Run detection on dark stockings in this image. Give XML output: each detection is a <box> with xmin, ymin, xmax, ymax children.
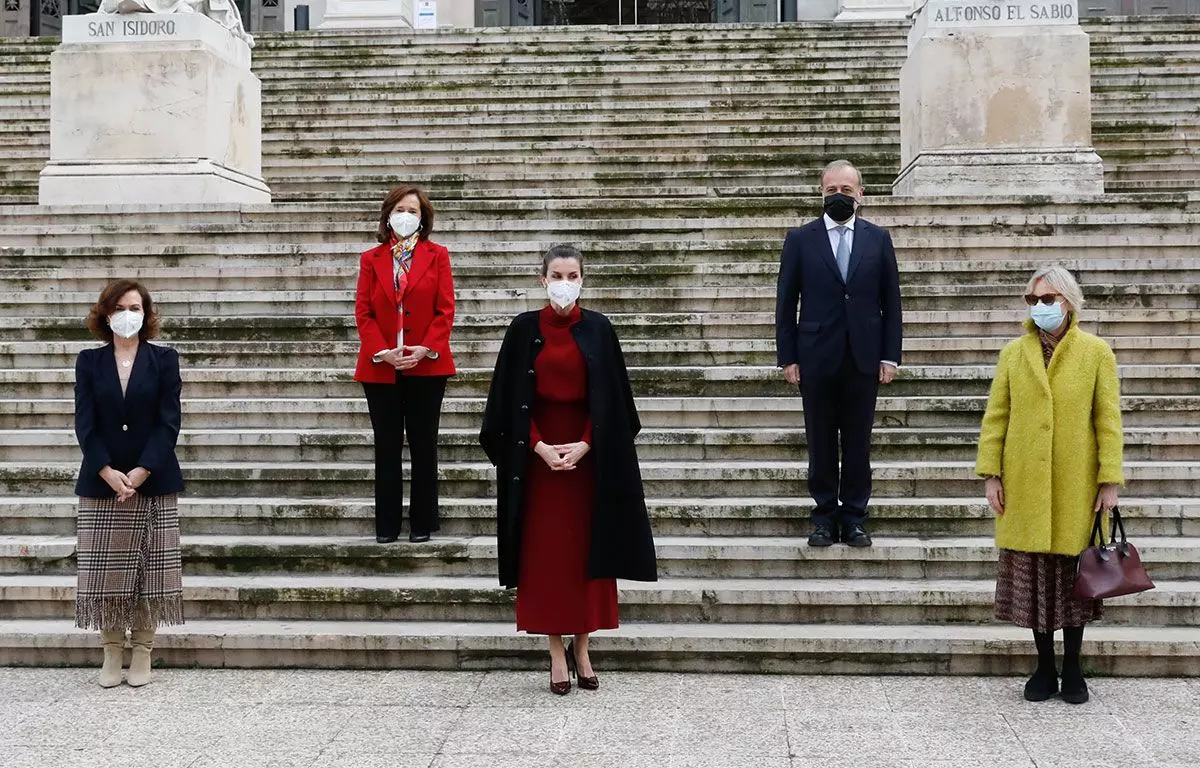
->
<box><xmin>1060</xmin><ymin>626</ymin><xmax>1088</xmax><ymax>703</ymax></box>
<box><xmin>1027</xmin><ymin>626</ymin><xmax>1088</xmax><ymax>704</ymax></box>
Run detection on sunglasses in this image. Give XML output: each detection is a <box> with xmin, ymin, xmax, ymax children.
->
<box><xmin>1024</xmin><ymin>293</ymin><xmax>1062</xmax><ymax>306</ymax></box>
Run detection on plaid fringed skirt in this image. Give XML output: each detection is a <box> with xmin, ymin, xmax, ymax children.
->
<box><xmin>76</xmin><ymin>493</ymin><xmax>184</xmax><ymax>631</ymax></box>
<box><xmin>994</xmin><ymin>549</ymin><xmax>1102</xmax><ymax>631</ymax></box>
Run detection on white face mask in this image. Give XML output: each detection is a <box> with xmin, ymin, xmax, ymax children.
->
<box><xmin>389</xmin><ymin>211</ymin><xmax>421</xmax><ymax>238</ymax></box>
<box><xmin>546</xmin><ymin>280</ymin><xmax>581</xmax><ymax>309</ymax></box>
<box><xmin>109</xmin><ymin>310</ymin><xmax>144</xmax><ymax>339</ymax></box>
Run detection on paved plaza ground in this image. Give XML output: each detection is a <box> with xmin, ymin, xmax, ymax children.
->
<box><xmin>1</xmin><ymin>667</ymin><xmax>1197</xmax><ymax>767</ymax></box>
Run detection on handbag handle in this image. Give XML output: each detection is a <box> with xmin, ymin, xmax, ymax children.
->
<box><xmin>1109</xmin><ymin>506</ymin><xmax>1135</xmax><ymax>557</ymax></box>
<box><xmin>1088</xmin><ymin>505</ymin><xmax>1128</xmax><ymax>561</ymax></box>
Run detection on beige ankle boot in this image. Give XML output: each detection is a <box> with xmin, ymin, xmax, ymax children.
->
<box><xmin>127</xmin><ymin>629</ymin><xmax>155</xmax><ymax>687</ymax></box>
<box><xmin>98</xmin><ymin>630</ymin><xmax>125</xmax><ymax>688</ymax></box>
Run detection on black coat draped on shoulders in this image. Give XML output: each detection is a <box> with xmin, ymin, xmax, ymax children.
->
<box><xmin>480</xmin><ymin>307</ymin><xmax>657</xmax><ymax>589</ymax></box>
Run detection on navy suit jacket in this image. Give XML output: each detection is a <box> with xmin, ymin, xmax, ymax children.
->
<box><xmin>775</xmin><ymin>216</ymin><xmax>903</xmax><ymax>375</ymax></box>
<box><xmin>74</xmin><ymin>343</ymin><xmax>184</xmax><ymax>498</ymax></box>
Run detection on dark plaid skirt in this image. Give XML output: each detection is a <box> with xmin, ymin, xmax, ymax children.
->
<box><xmin>994</xmin><ymin>549</ymin><xmax>1102</xmax><ymax>631</ymax></box>
<box><xmin>76</xmin><ymin>493</ymin><xmax>184</xmax><ymax>631</ymax></box>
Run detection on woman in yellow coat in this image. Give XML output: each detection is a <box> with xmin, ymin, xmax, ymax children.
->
<box><xmin>976</xmin><ymin>265</ymin><xmax>1124</xmax><ymax>706</ymax></box>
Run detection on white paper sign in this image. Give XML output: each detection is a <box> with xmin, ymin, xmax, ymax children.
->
<box><xmin>415</xmin><ymin>0</ymin><xmax>437</xmax><ymax>29</ymax></box>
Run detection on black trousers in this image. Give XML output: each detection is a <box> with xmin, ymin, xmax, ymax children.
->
<box><xmin>362</xmin><ymin>374</ymin><xmax>448</xmax><ymax>538</ymax></box>
<box><xmin>799</xmin><ymin>350</ymin><xmax>880</xmax><ymax>531</ymax></box>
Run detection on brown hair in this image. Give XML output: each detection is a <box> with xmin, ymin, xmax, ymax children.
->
<box><xmin>376</xmin><ymin>185</ymin><xmax>435</xmax><ymax>243</ymax></box>
<box><xmin>86</xmin><ymin>279</ymin><xmax>159</xmax><ymax>343</ymax></box>
<box><xmin>541</xmin><ymin>244</ymin><xmax>584</xmax><ymax>277</ymax></box>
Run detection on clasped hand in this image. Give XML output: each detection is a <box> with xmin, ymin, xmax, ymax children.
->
<box><xmin>101</xmin><ymin>465</ymin><xmax>150</xmax><ymax>503</ymax></box>
<box><xmin>380</xmin><ymin>346</ymin><xmax>430</xmax><ymax>371</ymax></box>
<box><xmin>535</xmin><ymin>441</ymin><xmax>590</xmax><ymax>471</ymax></box>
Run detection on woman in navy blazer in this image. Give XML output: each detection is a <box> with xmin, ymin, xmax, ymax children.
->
<box><xmin>74</xmin><ymin>279</ymin><xmax>184</xmax><ymax>689</ymax></box>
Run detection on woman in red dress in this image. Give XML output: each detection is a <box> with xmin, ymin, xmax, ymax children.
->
<box><xmin>481</xmin><ymin>244</ymin><xmax>657</xmax><ymax>696</ymax></box>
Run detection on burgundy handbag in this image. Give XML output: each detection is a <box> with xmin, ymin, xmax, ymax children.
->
<box><xmin>1073</xmin><ymin>507</ymin><xmax>1155</xmax><ymax>600</ymax></box>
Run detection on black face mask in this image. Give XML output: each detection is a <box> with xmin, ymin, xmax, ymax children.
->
<box><xmin>823</xmin><ymin>193</ymin><xmax>857</xmax><ymax>223</ymax></box>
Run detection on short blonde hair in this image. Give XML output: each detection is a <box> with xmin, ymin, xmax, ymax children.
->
<box><xmin>1026</xmin><ymin>265</ymin><xmax>1085</xmax><ymax>311</ymax></box>
<box><xmin>819</xmin><ymin>159</ymin><xmax>863</xmax><ymax>190</ymax></box>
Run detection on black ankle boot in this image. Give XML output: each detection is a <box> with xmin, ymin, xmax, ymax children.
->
<box><xmin>1060</xmin><ymin>662</ymin><xmax>1088</xmax><ymax>704</ymax></box>
<box><xmin>1024</xmin><ymin>666</ymin><xmax>1059</xmax><ymax>701</ymax></box>
<box><xmin>1061</xmin><ymin>626</ymin><xmax>1088</xmax><ymax>704</ymax></box>
<box><xmin>1024</xmin><ymin>630</ymin><xmax>1059</xmax><ymax>702</ymax></box>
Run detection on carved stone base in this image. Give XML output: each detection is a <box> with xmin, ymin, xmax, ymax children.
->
<box><xmin>39</xmin><ymin>159</ymin><xmax>272</xmax><ymax>204</ymax></box>
<box><xmin>319</xmin><ymin>0</ymin><xmax>412</xmax><ymax>29</ymax></box>
<box><xmin>834</xmin><ymin>0</ymin><xmax>913</xmax><ymax>21</ymax></box>
<box><xmin>38</xmin><ymin>14</ymin><xmax>270</xmax><ymax>206</ymax></box>
<box><xmin>892</xmin><ymin>149</ymin><xmax>1106</xmax><ymax>196</ymax></box>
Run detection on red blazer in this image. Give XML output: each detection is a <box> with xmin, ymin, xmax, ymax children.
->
<box><xmin>354</xmin><ymin>239</ymin><xmax>457</xmax><ymax>382</ymax></box>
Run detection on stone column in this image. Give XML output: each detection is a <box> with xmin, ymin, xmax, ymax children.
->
<box><xmin>38</xmin><ymin>13</ymin><xmax>271</xmax><ymax>205</ymax></box>
<box><xmin>892</xmin><ymin>0</ymin><xmax>1105</xmax><ymax>196</ymax></box>
<box><xmin>319</xmin><ymin>0</ymin><xmax>412</xmax><ymax>28</ymax></box>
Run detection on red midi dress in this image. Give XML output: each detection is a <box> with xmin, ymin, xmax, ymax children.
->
<box><xmin>515</xmin><ymin>304</ymin><xmax>619</xmax><ymax>634</ymax></box>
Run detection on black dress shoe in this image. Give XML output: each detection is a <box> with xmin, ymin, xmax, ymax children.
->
<box><xmin>408</xmin><ymin>533</ymin><xmax>431</xmax><ymax>543</ymax></box>
<box><xmin>843</xmin><ymin>525</ymin><xmax>873</xmax><ymax>548</ymax></box>
<box><xmin>376</xmin><ymin>535</ymin><xmax>399</xmax><ymax>544</ymax></box>
<box><xmin>807</xmin><ymin>526</ymin><xmax>836</xmax><ymax>547</ymax></box>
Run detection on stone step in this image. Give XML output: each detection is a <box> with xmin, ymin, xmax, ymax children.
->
<box><xmin>8</xmin><ymin>228</ymin><xmax>1200</xmax><ymax>258</ymax></box>
<box><xmin>4</xmin><ymin>394</ymin><xmax>1195</xmax><ymax>430</ymax></box>
<box><xmin>5</xmin><ymin>534</ymin><xmax>1199</xmax><ymax>580</ymax></box>
<box><xmin>3</xmin><ymin>362</ymin><xmax>1196</xmax><ymax>400</ymax></box>
<box><xmin>3</xmin><ymin>305</ymin><xmax>1197</xmax><ymax>337</ymax></box>
<box><xmin>4</xmin><ymin>424</ymin><xmax>1197</xmax><ymax>465</ymax></box>
<box><xmin>4</xmin><ymin>283</ymin><xmax>1196</xmax><ymax>318</ymax></box>
<box><xmin>3</xmin><ymin>495</ymin><xmax>1196</xmax><ymax>538</ymax></box>
<box><xmin>2</xmin><ymin>192</ymin><xmax>1197</xmax><ymax>222</ymax></box>
<box><xmin>1</xmin><ymin>256</ymin><xmax>1193</xmax><ymax>285</ymax></box>
<box><xmin>0</xmin><ymin>199</ymin><xmax>1195</xmax><ymax>235</ymax></box>
<box><xmin>2</xmin><ymin>573</ymin><xmax>1195</xmax><ymax>626</ymax></box>
<box><xmin>4</xmin><ymin>334</ymin><xmax>1197</xmax><ymax>369</ymax></box>
<box><xmin>1</xmin><ymin>617</ymin><xmax>1193</xmax><ymax>674</ymax></box>
<box><xmin>1</xmin><ymin>460</ymin><xmax>1196</xmax><ymax>499</ymax></box>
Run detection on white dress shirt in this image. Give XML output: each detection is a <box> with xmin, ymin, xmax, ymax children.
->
<box><xmin>822</xmin><ymin>213</ymin><xmax>898</xmax><ymax>370</ymax></box>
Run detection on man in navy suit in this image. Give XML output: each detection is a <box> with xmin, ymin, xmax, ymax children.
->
<box><xmin>775</xmin><ymin>160</ymin><xmax>903</xmax><ymax>548</ymax></box>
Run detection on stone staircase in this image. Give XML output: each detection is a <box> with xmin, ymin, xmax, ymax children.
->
<box><xmin>0</xmin><ymin>22</ymin><xmax>1198</xmax><ymax>675</ymax></box>
<box><xmin>1</xmin><ymin>17</ymin><xmax>1199</xmax><ymax>205</ymax></box>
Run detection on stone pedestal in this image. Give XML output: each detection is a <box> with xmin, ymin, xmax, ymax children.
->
<box><xmin>38</xmin><ymin>14</ymin><xmax>271</xmax><ymax>206</ymax></box>
<box><xmin>319</xmin><ymin>0</ymin><xmax>412</xmax><ymax>28</ymax></box>
<box><xmin>834</xmin><ymin>0</ymin><xmax>914</xmax><ymax>22</ymax></box>
<box><xmin>893</xmin><ymin>0</ymin><xmax>1104</xmax><ymax>196</ymax></box>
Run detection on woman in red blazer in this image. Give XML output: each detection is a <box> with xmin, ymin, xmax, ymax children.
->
<box><xmin>354</xmin><ymin>185</ymin><xmax>457</xmax><ymax>543</ymax></box>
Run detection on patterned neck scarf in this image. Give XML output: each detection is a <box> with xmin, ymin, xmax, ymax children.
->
<box><xmin>391</xmin><ymin>233</ymin><xmax>420</xmax><ymax>294</ymax></box>
<box><xmin>1038</xmin><ymin>313</ymin><xmax>1072</xmax><ymax>367</ymax></box>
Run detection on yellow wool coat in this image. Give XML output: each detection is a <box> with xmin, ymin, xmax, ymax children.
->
<box><xmin>975</xmin><ymin>316</ymin><xmax>1125</xmax><ymax>556</ymax></box>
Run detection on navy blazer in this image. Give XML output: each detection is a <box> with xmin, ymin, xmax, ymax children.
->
<box><xmin>775</xmin><ymin>216</ymin><xmax>903</xmax><ymax>376</ymax></box>
<box><xmin>74</xmin><ymin>343</ymin><xmax>184</xmax><ymax>499</ymax></box>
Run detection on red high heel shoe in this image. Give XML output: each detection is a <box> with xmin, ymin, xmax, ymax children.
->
<box><xmin>550</xmin><ymin>652</ymin><xmax>571</xmax><ymax>696</ymax></box>
<box><xmin>567</xmin><ymin>641</ymin><xmax>599</xmax><ymax>691</ymax></box>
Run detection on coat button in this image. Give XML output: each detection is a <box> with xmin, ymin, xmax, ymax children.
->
<box><xmin>404</xmin><ymin>328</ymin><xmax>411</xmax><ymax>334</ymax></box>
<box><xmin>122</xmin><ymin>424</ymin><xmax>128</xmax><ymax>432</ymax></box>
<box><xmin>512</xmin><ymin>476</ymin><xmax>521</xmax><ymax>483</ymax></box>
<box><xmin>404</xmin><ymin>310</ymin><xmax>411</xmax><ymax>316</ymax></box>
<box><xmin>527</xmin><ymin>369</ymin><xmax>535</xmax><ymax>375</ymax></box>
<box><xmin>534</xmin><ymin>338</ymin><xmax>543</xmax><ymax>345</ymax></box>
<box><xmin>518</xmin><ymin>440</ymin><xmax>526</xmax><ymax>447</ymax></box>
<box><xmin>844</xmin><ymin>294</ymin><xmax>850</xmax><ymax>302</ymax></box>
<box><xmin>521</xmin><ymin>404</ymin><xmax>528</xmax><ymax>411</ymax></box>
